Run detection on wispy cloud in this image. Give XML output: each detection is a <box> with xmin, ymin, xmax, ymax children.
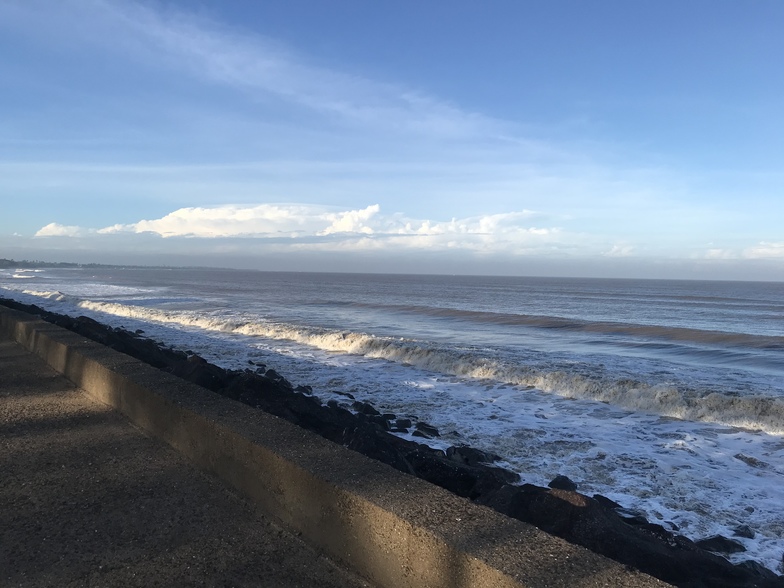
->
<box><xmin>124</xmin><ymin>6</ymin><xmax>496</xmax><ymax>136</ymax></box>
<box><xmin>1</xmin><ymin>0</ymin><xmax>498</xmax><ymax>140</ymax></box>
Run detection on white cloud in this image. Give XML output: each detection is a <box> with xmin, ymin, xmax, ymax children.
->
<box><xmin>319</xmin><ymin>205</ymin><xmax>380</xmax><ymax>235</ymax></box>
<box><xmin>85</xmin><ymin>204</ymin><xmax>552</xmax><ymax>244</ymax></box>
<box><xmin>106</xmin><ymin>204</ymin><xmax>383</xmax><ymax>239</ymax></box>
<box><xmin>704</xmin><ymin>248</ymin><xmax>736</xmax><ymax>260</ymax></box>
<box><xmin>129</xmin><ymin>204</ymin><xmax>327</xmax><ymax>238</ymax></box>
<box><xmin>603</xmin><ymin>244</ymin><xmax>635</xmax><ymax>257</ymax></box>
<box><xmin>743</xmin><ymin>242</ymin><xmax>784</xmax><ymax>259</ymax></box>
<box><xmin>34</xmin><ymin>223</ymin><xmax>85</xmax><ymax>238</ymax></box>
<box><xmin>32</xmin><ymin>203</ymin><xmax>575</xmax><ymax>256</ymax></box>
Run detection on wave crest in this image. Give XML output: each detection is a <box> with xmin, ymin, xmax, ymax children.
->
<box><xmin>76</xmin><ymin>299</ymin><xmax>784</xmax><ymax>435</ymax></box>
<box><xmin>21</xmin><ymin>289</ymin><xmax>68</xmax><ymax>301</ymax></box>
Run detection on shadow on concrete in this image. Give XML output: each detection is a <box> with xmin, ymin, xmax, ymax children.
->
<box><xmin>0</xmin><ymin>340</ymin><xmax>372</xmax><ymax>588</ymax></box>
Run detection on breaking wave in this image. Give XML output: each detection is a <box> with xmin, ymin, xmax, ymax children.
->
<box><xmin>20</xmin><ymin>289</ymin><xmax>68</xmax><ymax>301</ymax></box>
<box><xmin>78</xmin><ymin>300</ymin><xmax>784</xmax><ymax>435</ymax></box>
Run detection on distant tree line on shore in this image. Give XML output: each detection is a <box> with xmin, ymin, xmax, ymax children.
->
<box><xmin>1</xmin><ymin>258</ymin><xmax>212</xmax><ymax>271</ymax></box>
<box><xmin>0</xmin><ymin>258</ymin><xmax>108</xmax><ymax>269</ymax></box>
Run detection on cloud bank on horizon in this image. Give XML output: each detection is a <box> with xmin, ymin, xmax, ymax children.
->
<box><xmin>1</xmin><ymin>0</ymin><xmax>783</xmax><ymax>279</ymax></box>
<box><xmin>31</xmin><ymin>202</ymin><xmax>782</xmax><ymax>263</ymax></box>
<box><xmin>33</xmin><ymin>204</ymin><xmax>561</xmax><ymax>255</ymax></box>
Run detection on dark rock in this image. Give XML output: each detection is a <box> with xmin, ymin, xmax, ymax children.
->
<box><xmin>259</xmin><ymin>368</ymin><xmax>293</xmax><ymax>390</ymax></box>
<box><xmin>265</xmin><ymin>369</ymin><xmax>292</xmax><ymax>388</ymax></box>
<box><xmin>404</xmin><ymin>449</ymin><xmax>517</xmax><ymax>500</ymax></box>
<box><xmin>696</xmin><ymin>535</ymin><xmax>747</xmax><ymax>554</ymax></box>
<box><xmin>352</xmin><ymin>401</ymin><xmax>380</xmax><ymax>416</ymax></box>
<box><xmin>413</xmin><ymin>422</ymin><xmax>440</xmax><ymax>438</ymax></box>
<box><xmin>171</xmin><ymin>349</ymin><xmax>188</xmax><ymax>361</ymax></box>
<box><xmin>381</xmin><ymin>413</ymin><xmax>396</xmax><ymax>420</ymax></box>
<box><xmin>477</xmin><ymin>483</ymin><xmax>776</xmax><ymax>588</ymax></box>
<box><xmin>616</xmin><ymin>508</ymin><xmax>649</xmax><ymax>526</ymax></box>
<box><xmin>404</xmin><ymin>449</ymin><xmax>482</xmax><ymax>497</ymax></box>
<box><xmin>548</xmin><ymin>475</ymin><xmax>577</xmax><ymax>491</ymax></box>
<box><xmin>739</xmin><ymin>559</ymin><xmax>779</xmax><ymax>580</ymax></box>
<box><xmin>735</xmin><ymin>453</ymin><xmax>770</xmax><ymax>469</ymax></box>
<box><xmin>169</xmin><ymin>360</ymin><xmax>227</xmax><ymax>392</ymax></box>
<box><xmin>394</xmin><ymin>418</ymin><xmax>412</xmax><ymax>429</ymax></box>
<box><xmin>370</xmin><ymin>415</ymin><xmax>390</xmax><ymax>431</ymax></box>
<box><xmin>733</xmin><ymin>525</ymin><xmax>755</xmax><ymax>539</ymax></box>
<box><xmin>472</xmin><ymin>466</ymin><xmax>520</xmax><ymax>495</ymax></box>
<box><xmin>295</xmin><ymin>385</ymin><xmax>313</xmax><ymax>394</ymax></box>
<box><xmin>339</xmin><ymin>427</ymin><xmax>414</xmax><ymax>475</ymax></box>
<box><xmin>593</xmin><ymin>494</ymin><xmax>622</xmax><ymax>509</ymax></box>
<box><xmin>446</xmin><ymin>445</ymin><xmax>501</xmax><ymax>466</ymax></box>
<box><xmin>332</xmin><ymin>390</ymin><xmax>355</xmax><ymax>400</ymax></box>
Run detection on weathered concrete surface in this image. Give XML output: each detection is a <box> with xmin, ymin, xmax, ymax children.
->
<box><xmin>0</xmin><ymin>305</ymin><xmax>670</xmax><ymax>588</ymax></box>
<box><xmin>0</xmin><ymin>338</ymin><xmax>374</xmax><ymax>588</ymax></box>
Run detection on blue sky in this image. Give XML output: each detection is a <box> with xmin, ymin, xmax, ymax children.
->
<box><xmin>1</xmin><ymin>0</ymin><xmax>783</xmax><ymax>279</ymax></box>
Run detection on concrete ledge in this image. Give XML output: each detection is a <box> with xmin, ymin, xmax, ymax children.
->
<box><xmin>0</xmin><ymin>305</ymin><xmax>668</xmax><ymax>588</ymax></box>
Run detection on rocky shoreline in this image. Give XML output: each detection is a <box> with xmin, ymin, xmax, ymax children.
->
<box><xmin>3</xmin><ymin>298</ymin><xmax>781</xmax><ymax>588</ymax></box>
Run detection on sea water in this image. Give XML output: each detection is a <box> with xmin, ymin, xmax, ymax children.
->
<box><xmin>2</xmin><ymin>266</ymin><xmax>783</xmax><ymax>572</ymax></box>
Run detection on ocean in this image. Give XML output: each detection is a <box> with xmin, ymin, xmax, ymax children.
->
<box><xmin>2</xmin><ymin>266</ymin><xmax>783</xmax><ymax>572</ymax></box>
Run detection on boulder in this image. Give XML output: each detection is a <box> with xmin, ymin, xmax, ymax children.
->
<box><xmin>548</xmin><ymin>475</ymin><xmax>577</xmax><ymax>491</ymax></box>
<box><xmin>446</xmin><ymin>445</ymin><xmax>502</xmax><ymax>466</ymax></box>
<box><xmin>696</xmin><ymin>535</ymin><xmax>747</xmax><ymax>554</ymax></box>
<box><xmin>733</xmin><ymin>525</ymin><xmax>755</xmax><ymax>539</ymax></box>
<box><xmin>413</xmin><ymin>422</ymin><xmax>440</xmax><ymax>438</ymax></box>
<box><xmin>352</xmin><ymin>401</ymin><xmax>381</xmax><ymax>416</ymax></box>
<box><xmin>394</xmin><ymin>418</ymin><xmax>412</xmax><ymax>429</ymax></box>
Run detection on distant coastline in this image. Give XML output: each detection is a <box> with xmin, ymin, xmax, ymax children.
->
<box><xmin>1</xmin><ymin>258</ymin><xmax>79</xmax><ymax>269</ymax></box>
<box><xmin>0</xmin><ymin>258</ymin><xmax>213</xmax><ymax>271</ymax></box>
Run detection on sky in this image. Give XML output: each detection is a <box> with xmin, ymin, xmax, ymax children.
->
<box><xmin>1</xmin><ymin>0</ymin><xmax>783</xmax><ymax>280</ymax></box>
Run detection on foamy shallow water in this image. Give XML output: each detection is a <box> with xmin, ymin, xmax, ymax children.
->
<box><xmin>2</xmin><ymin>267</ymin><xmax>783</xmax><ymax>573</ymax></box>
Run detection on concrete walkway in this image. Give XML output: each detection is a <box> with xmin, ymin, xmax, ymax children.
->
<box><xmin>0</xmin><ymin>338</ymin><xmax>373</xmax><ymax>588</ymax></box>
